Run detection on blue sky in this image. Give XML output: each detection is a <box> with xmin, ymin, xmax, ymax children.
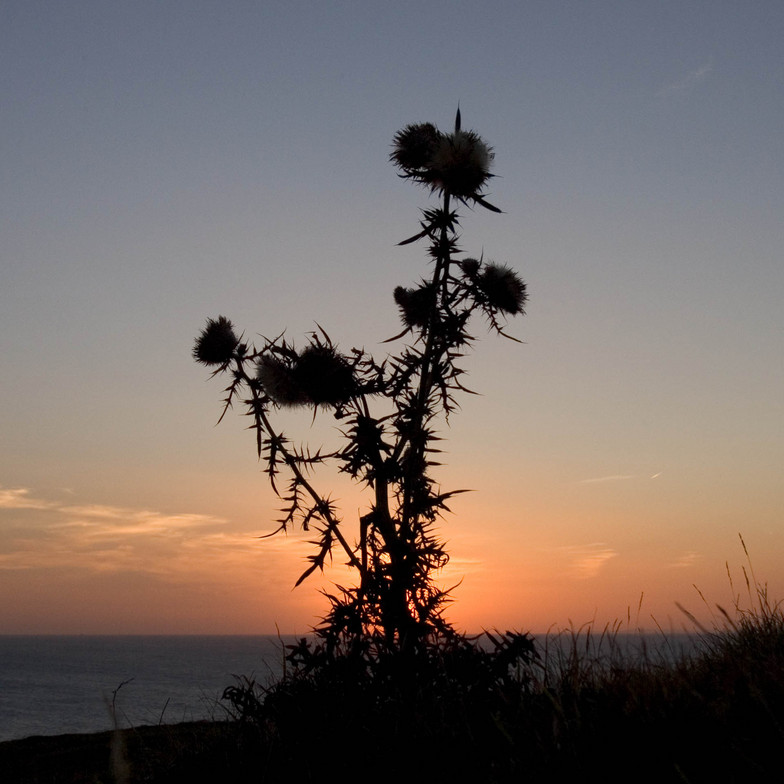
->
<box><xmin>1</xmin><ymin>1</ymin><xmax>782</xmax><ymax>633</ymax></box>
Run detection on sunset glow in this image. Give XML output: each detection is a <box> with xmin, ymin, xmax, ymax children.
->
<box><xmin>2</xmin><ymin>2</ymin><xmax>782</xmax><ymax>636</ymax></box>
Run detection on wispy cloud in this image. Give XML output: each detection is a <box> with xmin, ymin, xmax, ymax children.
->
<box><xmin>0</xmin><ymin>487</ymin><xmax>56</xmax><ymax>510</ymax></box>
<box><xmin>578</xmin><ymin>471</ymin><xmax>664</xmax><ymax>485</ymax></box>
<box><xmin>658</xmin><ymin>62</ymin><xmax>713</xmax><ymax>97</ymax></box>
<box><xmin>441</xmin><ymin>555</ymin><xmax>484</xmax><ymax>581</ymax></box>
<box><xmin>557</xmin><ymin>542</ymin><xmax>619</xmax><ymax>579</ymax></box>
<box><xmin>0</xmin><ymin>486</ymin><xmax>302</xmax><ymax>580</ymax></box>
<box><xmin>577</xmin><ymin>474</ymin><xmax>636</xmax><ymax>485</ymax></box>
<box><xmin>668</xmin><ymin>551</ymin><xmax>701</xmax><ymax>569</ymax></box>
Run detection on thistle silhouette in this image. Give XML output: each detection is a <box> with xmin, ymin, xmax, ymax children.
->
<box><xmin>194</xmin><ymin>109</ymin><xmax>526</xmax><ymax>654</ymax></box>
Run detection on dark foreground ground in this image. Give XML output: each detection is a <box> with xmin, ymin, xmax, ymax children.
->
<box><xmin>0</xmin><ymin>722</ymin><xmax>238</xmax><ymax>784</ymax></box>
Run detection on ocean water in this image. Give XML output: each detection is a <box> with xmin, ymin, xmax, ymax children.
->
<box><xmin>0</xmin><ymin>632</ymin><xmax>703</xmax><ymax>743</ymax></box>
<box><xmin>0</xmin><ymin>635</ymin><xmax>296</xmax><ymax>742</ymax></box>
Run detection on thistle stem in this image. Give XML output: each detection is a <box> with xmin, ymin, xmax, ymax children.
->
<box><xmin>395</xmin><ymin>190</ymin><xmax>454</xmax><ymax>534</ymax></box>
<box><xmin>242</xmin><ymin>363</ymin><xmax>365</xmax><ymax>576</ymax></box>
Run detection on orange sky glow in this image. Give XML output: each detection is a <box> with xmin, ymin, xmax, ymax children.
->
<box><xmin>2</xmin><ymin>477</ymin><xmax>779</xmax><ymax>636</ymax></box>
<box><xmin>2</xmin><ymin>3</ymin><xmax>782</xmax><ymax>637</ymax></box>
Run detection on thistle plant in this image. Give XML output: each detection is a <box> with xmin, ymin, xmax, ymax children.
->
<box><xmin>194</xmin><ymin>109</ymin><xmax>526</xmax><ymax>654</ymax></box>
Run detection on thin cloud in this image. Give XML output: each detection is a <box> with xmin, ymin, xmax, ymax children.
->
<box><xmin>557</xmin><ymin>542</ymin><xmax>619</xmax><ymax>579</ymax></box>
<box><xmin>0</xmin><ymin>487</ymin><xmax>56</xmax><ymax>510</ymax></box>
<box><xmin>658</xmin><ymin>62</ymin><xmax>713</xmax><ymax>97</ymax></box>
<box><xmin>54</xmin><ymin>506</ymin><xmax>226</xmax><ymax>539</ymax></box>
<box><xmin>668</xmin><ymin>551</ymin><xmax>701</xmax><ymax>569</ymax></box>
<box><xmin>441</xmin><ymin>555</ymin><xmax>484</xmax><ymax>580</ymax></box>
<box><xmin>0</xmin><ymin>487</ymin><xmax>273</xmax><ymax>579</ymax></box>
<box><xmin>446</xmin><ymin>557</ymin><xmax>484</xmax><ymax>568</ymax></box>
<box><xmin>578</xmin><ymin>472</ymin><xmax>663</xmax><ymax>485</ymax></box>
<box><xmin>57</xmin><ymin>504</ymin><xmax>130</xmax><ymax>519</ymax></box>
<box><xmin>577</xmin><ymin>475</ymin><xmax>635</xmax><ymax>485</ymax></box>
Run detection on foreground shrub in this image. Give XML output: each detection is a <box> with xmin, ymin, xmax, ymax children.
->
<box><xmin>204</xmin><ymin>590</ymin><xmax>784</xmax><ymax>784</ymax></box>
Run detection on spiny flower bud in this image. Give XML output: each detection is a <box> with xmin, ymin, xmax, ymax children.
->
<box><xmin>394</xmin><ymin>284</ymin><xmax>436</xmax><ymax>328</ymax></box>
<box><xmin>459</xmin><ymin>257</ymin><xmax>481</xmax><ymax>278</ymax></box>
<box><xmin>256</xmin><ymin>355</ymin><xmax>306</xmax><ymax>407</ymax></box>
<box><xmin>293</xmin><ymin>345</ymin><xmax>356</xmax><ymax>406</ymax></box>
<box><xmin>429</xmin><ymin>130</ymin><xmax>493</xmax><ymax>198</ymax></box>
<box><xmin>390</xmin><ymin>123</ymin><xmax>442</xmax><ymax>173</ymax></box>
<box><xmin>193</xmin><ymin>316</ymin><xmax>239</xmax><ymax>366</ymax></box>
<box><xmin>477</xmin><ymin>264</ymin><xmax>527</xmax><ymax>316</ymax></box>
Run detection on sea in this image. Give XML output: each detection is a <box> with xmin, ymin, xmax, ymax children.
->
<box><xmin>0</xmin><ymin>635</ymin><xmax>296</xmax><ymax>743</ymax></box>
<box><xmin>0</xmin><ymin>632</ymin><xmax>703</xmax><ymax>743</ymax></box>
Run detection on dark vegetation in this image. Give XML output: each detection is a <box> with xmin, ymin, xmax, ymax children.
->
<box><xmin>206</xmin><ymin>582</ymin><xmax>784</xmax><ymax>784</ymax></box>
<box><xmin>3</xmin><ymin>589</ymin><xmax>783</xmax><ymax>783</ymax></box>
<box><xmin>192</xmin><ymin>108</ymin><xmax>527</xmax><ymax>655</ymax></box>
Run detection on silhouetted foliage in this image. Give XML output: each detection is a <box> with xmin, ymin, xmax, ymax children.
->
<box><xmin>194</xmin><ymin>109</ymin><xmax>526</xmax><ymax>654</ymax></box>
<box><xmin>7</xmin><ymin>605</ymin><xmax>784</xmax><ymax>782</ymax></box>
<box><xmin>209</xmin><ymin>592</ymin><xmax>784</xmax><ymax>783</ymax></box>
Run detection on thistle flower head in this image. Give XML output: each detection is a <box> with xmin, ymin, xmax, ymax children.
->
<box><xmin>256</xmin><ymin>355</ymin><xmax>306</xmax><ymax>407</ymax></box>
<box><xmin>459</xmin><ymin>257</ymin><xmax>481</xmax><ymax>278</ymax></box>
<box><xmin>192</xmin><ymin>316</ymin><xmax>239</xmax><ymax>366</ymax></box>
<box><xmin>477</xmin><ymin>264</ymin><xmax>527</xmax><ymax>316</ymax></box>
<box><xmin>390</xmin><ymin>123</ymin><xmax>442</xmax><ymax>173</ymax></box>
<box><xmin>294</xmin><ymin>345</ymin><xmax>356</xmax><ymax>406</ymax></box>
<box><xmin>391</xmin><ymin>117</ymin><xmax>494</xmax><ymax>200</ymax></box>
<box><xmin>428</xmin><ymin>130</ymin><xmax>493</xmax><ymax>198</ymax></box>
<box><xmin>394</xmin><ymin>284</ymin><xmax>437</xmax><ymax>329</ymax></box>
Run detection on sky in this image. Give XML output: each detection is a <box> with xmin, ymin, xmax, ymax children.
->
<box><xmin>1</xmin><ymin>1</ymin><xmax>782</xmax><ymax>635</ymax></box>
